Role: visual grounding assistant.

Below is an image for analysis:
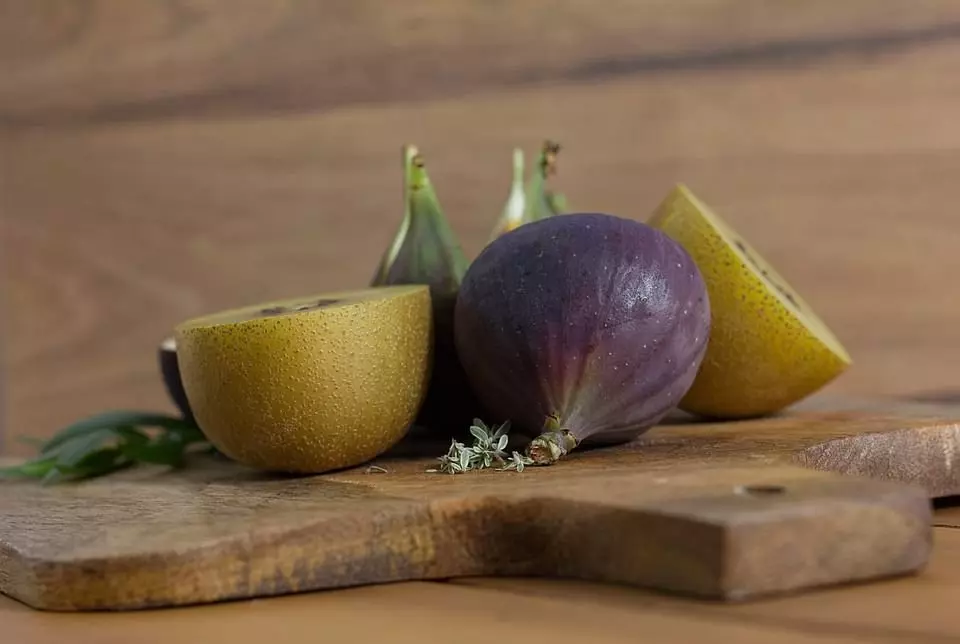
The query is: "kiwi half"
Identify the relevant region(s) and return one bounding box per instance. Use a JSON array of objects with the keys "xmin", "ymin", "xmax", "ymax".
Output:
[
  {"xmin": 173, "ymin": 285, "xmax": 433, "ymax": 473},
  {"xmin": 648, "ymin": 184, "xmax": 851, "ymax": 418}
]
